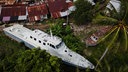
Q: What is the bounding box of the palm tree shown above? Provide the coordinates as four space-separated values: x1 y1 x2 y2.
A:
93 0 128 69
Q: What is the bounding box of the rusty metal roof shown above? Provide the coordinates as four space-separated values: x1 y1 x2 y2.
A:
27 3 48 22
47 0 67 13
1 4 27 16
46 0 74 18
27 3 48 16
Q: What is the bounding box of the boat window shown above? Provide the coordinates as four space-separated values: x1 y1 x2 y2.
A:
39 40 41 43
50 44 55 49
30 36 32 38
95 37 97 40
34 38 36 41
69 54 72 57
43 43 46 45
56 41 64 49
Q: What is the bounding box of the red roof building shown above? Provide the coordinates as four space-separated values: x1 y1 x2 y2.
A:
0 0 75 22
0 4 27 22
46 0 75 18
27 3 48 22
1 4 27 16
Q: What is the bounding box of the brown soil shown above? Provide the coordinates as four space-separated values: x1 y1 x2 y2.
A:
0 22 50 32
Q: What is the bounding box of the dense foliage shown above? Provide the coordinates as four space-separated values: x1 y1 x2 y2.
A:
73 0 93 24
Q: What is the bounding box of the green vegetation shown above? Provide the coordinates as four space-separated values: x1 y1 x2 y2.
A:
73 0 93 24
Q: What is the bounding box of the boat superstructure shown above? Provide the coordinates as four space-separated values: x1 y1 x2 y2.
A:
3 24 94 69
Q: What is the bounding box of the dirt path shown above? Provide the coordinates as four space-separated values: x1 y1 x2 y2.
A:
0 22 50 32
25 24 49 31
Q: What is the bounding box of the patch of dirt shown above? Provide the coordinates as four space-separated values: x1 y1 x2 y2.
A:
25 24 49 31
0 22 50 32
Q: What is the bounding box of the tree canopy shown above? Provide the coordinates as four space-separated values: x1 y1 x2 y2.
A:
73 0 93 24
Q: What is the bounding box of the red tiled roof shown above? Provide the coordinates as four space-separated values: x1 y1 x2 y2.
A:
27 3 48 16
1 4 27 16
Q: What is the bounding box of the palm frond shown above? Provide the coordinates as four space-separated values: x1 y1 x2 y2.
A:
95 48 109 69
96 27 120 69
123 26 128 51
92 14 118 25
93 0 111 14
106 27 120 49
98 26 118 44
104 59 111 72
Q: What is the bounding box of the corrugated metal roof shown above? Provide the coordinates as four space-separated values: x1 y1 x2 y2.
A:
27 3 48 22
1 4 27 16
27 3 48 16
47 0 67 13
46 0 74 18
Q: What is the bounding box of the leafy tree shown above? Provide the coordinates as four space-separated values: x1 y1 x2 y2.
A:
15 49 61 72
73 0 93 24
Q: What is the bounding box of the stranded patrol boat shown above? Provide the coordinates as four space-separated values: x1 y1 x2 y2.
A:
3 24 94 69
